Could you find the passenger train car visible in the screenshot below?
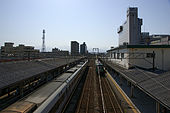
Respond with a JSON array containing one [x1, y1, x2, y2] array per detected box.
[[0, 60, 88, 113], [95, 59, 105, 76]]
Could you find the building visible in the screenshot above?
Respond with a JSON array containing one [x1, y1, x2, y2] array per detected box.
[[52, 48, 69, 56], [150, 35, 170, 45], [117, 7, 142, 45], [140, 33, 170, 45], [107, 45, 170, 71], [140, 32, 150, 45], [117, 7, 170, 46], [0, 42, 39, 59], [71, 41, 79, 56], [109, 7, 170, 71], [80, 42, 87, 55], [39, 48, 69, 58], [52, 48, 60, 53], [105, 7, 170, 112]]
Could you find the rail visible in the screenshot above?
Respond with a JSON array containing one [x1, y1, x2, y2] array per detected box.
[[101, 76, 123, 113], [75, 59, 124, 113]]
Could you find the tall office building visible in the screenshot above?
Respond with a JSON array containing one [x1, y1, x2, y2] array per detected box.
[[117, 7, 143, 45], [71, 41, 79, 56], [80, 42, 87, 55]]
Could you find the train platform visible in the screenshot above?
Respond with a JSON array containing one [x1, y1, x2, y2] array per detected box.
[[105, 70, 140, 113], [101, 59, 170, 113]]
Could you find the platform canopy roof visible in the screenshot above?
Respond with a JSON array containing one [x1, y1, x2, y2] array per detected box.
[[104, 61, 170, 110], [0, 58, 80, 89]]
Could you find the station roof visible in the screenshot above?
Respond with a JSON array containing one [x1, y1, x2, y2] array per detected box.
[[0, 58, 80, 90], [107, 45, 170, 52], [104, 61, 170, 110]]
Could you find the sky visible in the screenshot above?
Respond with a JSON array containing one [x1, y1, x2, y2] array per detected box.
[[0, 0, 170, 52]]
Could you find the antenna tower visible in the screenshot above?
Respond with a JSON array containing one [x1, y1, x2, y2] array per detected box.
[[42, 29, 46, 52]]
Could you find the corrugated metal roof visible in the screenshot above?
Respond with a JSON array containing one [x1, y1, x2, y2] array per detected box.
[[104, 61, 170, 110], [0, 58, 79, 89], [107, 45, 170, 52]]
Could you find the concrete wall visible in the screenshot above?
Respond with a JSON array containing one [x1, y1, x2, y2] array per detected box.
[[108, 48, 170, 71], [108, 48, 130, 69], [129, 48, 170, 71], [119, 21, 129, 46]]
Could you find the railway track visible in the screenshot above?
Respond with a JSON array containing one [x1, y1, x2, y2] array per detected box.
[[101, 76, 123, 113], [75, 60, 102, 113], [75, 59, 123, 113]]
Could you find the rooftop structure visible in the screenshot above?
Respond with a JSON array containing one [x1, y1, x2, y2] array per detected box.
[[150, 35, 170, 45], [140, 32, 150, 45], [140, 34, 170, 45], [39, 48, 69, 58]]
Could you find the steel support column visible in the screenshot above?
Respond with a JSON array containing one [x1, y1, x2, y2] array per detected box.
[[119, 75, 122, 86], [7, 88, 10, 96], [131, 84, 134, 98], [64, 65, 67, 72], [156, 102, 160, 113], [19, 83, 23, 97], [127, 80, 130, 86]]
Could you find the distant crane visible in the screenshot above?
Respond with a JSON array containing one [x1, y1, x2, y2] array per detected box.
[[42, 29, 46, 52]]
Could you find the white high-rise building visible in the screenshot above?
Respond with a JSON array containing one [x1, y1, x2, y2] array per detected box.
[[117, 7, 143, 45]]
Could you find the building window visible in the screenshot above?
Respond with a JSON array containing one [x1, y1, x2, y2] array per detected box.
[[146, 53, 154, 58], [110, 52, 112, 58], [121, 53, 124, 58], [117, 53, 120, 59], [114, 52, 116, 59]]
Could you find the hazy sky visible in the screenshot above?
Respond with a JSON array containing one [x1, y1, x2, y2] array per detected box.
[[0, 0, 170, 52]]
